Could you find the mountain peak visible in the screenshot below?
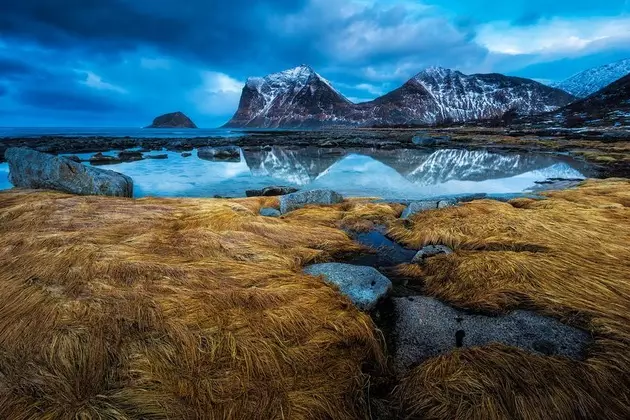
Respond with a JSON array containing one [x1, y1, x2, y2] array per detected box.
[[554, 58, 630, 98], [414, 66, 461, 81]]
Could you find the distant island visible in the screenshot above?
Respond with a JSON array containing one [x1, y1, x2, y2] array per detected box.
[[147, 111, 198, 128]]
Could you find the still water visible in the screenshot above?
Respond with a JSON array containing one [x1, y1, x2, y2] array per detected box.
[[0, 147, 587, 199]]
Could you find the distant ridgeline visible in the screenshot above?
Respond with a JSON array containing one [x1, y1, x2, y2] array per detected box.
[[225, 62, 630, 129]]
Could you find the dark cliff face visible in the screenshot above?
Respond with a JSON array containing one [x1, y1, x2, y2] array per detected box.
[[225, 66, 576, 128], [147, 112, 198, 128]]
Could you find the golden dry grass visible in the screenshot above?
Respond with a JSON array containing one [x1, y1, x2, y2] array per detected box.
[[2, 179, 630, 419], [0, 190, 391, 419], [387, 178, 630, 419]]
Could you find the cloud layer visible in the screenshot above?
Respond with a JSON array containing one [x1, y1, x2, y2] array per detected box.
[[0, 0, 629, 126]]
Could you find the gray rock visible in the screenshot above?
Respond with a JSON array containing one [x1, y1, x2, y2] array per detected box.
[[437, 199, 456, 209], [392, 296, 592, 375], [260, 207, 281, 217], [280, 189, 343, 214], [5, 148, 133, 197], [198, 145, 241, 162], [401, 201, 440, 219], [412, 245, 453, 264], [304, 263, 392, 311]]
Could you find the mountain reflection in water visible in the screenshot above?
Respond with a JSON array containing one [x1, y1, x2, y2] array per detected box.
[[0, 147, 588, 199]]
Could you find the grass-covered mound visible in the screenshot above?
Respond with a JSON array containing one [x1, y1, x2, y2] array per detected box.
[[1, 179, 629, 419], [388, 179, 630, 419], [0, 191, 388, 419]]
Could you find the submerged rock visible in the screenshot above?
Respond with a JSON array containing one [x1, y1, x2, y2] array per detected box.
[[198, 145, 241, 162], [412, 245, 453, 264], [5, 148, 133, 197], [259, 208, 281, 217], [280, 189, 343, 214], [304, 263, 392, 311], [146, 154, 168, 160], [89, 152, 122, 165], [392, 296, 592, 374]]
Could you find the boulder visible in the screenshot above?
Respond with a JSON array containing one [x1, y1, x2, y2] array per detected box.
[[5, 148, 133, 197], [89, 152, 122, 165], [392, 296, 592, 375], [412, 245, 453, 264], [280, 189, 344, 214], [260, 208, 281, 217], [198, 145, 241, 162], [304, 263, 392, 311]]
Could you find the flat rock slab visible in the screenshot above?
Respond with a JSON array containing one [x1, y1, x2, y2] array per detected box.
[[393, 296, 592, 374], [280, 189, 343, 214], [304, 263, 392, 311], [5, 148, 133, 197]]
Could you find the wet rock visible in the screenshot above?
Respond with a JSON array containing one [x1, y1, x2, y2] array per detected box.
[[260, 208, 281, 217], [392, 296, 592, 375], [198, 145, 241, 162], [5, 148, 133, 197], [181, 152, 192, 158], [66, 155, 82, 163], [247, 186, 300, 197], [146, 154, 168, 160], [118, 151, 144, 162], [412, 245, 453, 264], [304, 263, 392, 311], [401, 201, 440, 219], [89, 152, 122, 165], [280, 189, 344, 214]]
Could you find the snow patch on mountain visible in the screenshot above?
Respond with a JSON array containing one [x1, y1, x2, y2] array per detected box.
[[553, 59, 630, 98]]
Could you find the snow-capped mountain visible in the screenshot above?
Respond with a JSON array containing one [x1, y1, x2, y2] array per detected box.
[[553, 59, 630, 98], [225, 66, 575, 128], [225, 65, 356, 128]]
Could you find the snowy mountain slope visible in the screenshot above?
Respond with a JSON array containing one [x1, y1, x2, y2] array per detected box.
[[553, 59, 630, 98], [225, 66, 575, 128], [542, 73, 630, 127]]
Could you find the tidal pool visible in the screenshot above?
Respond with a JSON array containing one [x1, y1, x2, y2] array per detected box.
[[0, 147, 589, 199]]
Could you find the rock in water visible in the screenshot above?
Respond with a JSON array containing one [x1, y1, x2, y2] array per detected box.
[[392, 296, 592, 375], [147, 111, 198, 128], [197, 145, 242, 162], [247, 186, 300, 197], [5, 148, 133, 197], [280, 189, 343, 214], [304, 263, 392, 311]]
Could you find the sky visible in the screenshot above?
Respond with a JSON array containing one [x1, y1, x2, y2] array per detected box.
[[0, 0, 629, 128]]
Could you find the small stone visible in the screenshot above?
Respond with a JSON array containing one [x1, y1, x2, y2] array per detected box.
[[260, 208, 281, 217], [412, 245, 453, 264], [304, 263, 392, 311]]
